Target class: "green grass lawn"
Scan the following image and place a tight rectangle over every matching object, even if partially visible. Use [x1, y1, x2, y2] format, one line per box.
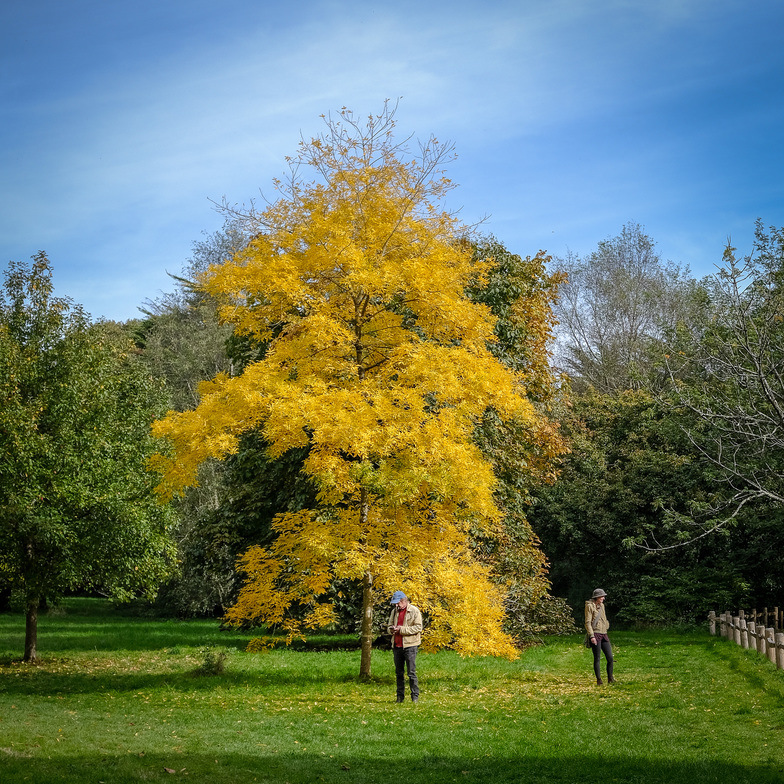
[1, 599, 783, 783]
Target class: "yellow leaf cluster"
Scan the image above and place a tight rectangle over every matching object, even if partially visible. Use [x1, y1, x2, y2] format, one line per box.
[224, 500, 518, 659]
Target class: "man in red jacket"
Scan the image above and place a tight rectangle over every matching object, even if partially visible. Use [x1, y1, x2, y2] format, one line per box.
[387, 590, 423, 703]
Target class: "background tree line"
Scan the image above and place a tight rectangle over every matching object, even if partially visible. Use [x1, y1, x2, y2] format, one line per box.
[6, 218, 782, 652]
[535, 220, 784, 624]
[135, 216, 784, 631]
[3, 111, 782, 656]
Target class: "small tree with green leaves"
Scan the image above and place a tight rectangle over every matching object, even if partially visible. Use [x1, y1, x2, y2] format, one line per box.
[0, 253, 175, 661]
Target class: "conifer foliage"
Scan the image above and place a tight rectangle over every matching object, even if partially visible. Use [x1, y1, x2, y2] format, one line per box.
[151, 106, 562, 675]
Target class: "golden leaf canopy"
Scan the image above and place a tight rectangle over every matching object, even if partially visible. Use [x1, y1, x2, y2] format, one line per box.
[151, 106, 562, 659]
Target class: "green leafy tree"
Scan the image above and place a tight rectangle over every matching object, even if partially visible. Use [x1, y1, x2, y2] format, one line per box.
[529, 389, 750, 624]
[661, 221, 784, 540]
[133, 222, 245, 616]
[0, 253, 175, 661]
[467, 238, 574, 635]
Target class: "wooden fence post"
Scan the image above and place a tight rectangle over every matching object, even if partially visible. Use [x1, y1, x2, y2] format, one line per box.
[715, 609, 784, 668]
[766, 628, 776, 665]
[758, 623, 767, 657]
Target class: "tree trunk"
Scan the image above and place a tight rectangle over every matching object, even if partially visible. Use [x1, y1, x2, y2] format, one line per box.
[359, 570, 374, 680]
[358, 486, 374, 680]
[24, 597, 39, 663]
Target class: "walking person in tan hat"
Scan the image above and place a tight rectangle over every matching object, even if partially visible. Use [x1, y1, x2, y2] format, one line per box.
[585, 588, 615, 685]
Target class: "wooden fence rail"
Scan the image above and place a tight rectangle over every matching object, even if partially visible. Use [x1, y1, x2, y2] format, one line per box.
[709, 610, 784, 670]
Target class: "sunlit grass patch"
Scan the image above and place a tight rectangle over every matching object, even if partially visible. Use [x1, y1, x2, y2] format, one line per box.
[1, 600, 784, 783]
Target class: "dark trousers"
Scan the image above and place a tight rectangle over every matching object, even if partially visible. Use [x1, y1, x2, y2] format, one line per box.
[393, 645, 419, 700]
[591, 633, 613, 681]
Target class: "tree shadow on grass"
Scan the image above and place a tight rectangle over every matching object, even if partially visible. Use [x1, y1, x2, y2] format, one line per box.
[0, 750, 782, 784]
[0, 616, 361, 658]
[0, 660, 399, 697]
[2, 620, 252, 651]
[705, 640, 784, 707]
[1, 595, 371, 658]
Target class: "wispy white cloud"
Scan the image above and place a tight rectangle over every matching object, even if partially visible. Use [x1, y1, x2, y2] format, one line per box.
[1, 0, 782, 318]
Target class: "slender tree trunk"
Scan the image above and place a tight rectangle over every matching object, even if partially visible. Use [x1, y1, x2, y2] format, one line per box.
[355, 317, 374, 680]
[359, 571, 374, 680]
[358, 486, 374, 680]
[24, 597, 39, 663]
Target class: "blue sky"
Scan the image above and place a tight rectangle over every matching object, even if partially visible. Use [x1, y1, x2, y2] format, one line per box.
[2, 0, 783, 321]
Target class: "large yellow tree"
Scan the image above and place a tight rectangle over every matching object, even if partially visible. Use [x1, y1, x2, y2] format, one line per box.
[151, 105, 562, 677]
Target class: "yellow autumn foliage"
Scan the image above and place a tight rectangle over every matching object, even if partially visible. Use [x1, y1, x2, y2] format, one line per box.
[151, 106, 561, 664]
